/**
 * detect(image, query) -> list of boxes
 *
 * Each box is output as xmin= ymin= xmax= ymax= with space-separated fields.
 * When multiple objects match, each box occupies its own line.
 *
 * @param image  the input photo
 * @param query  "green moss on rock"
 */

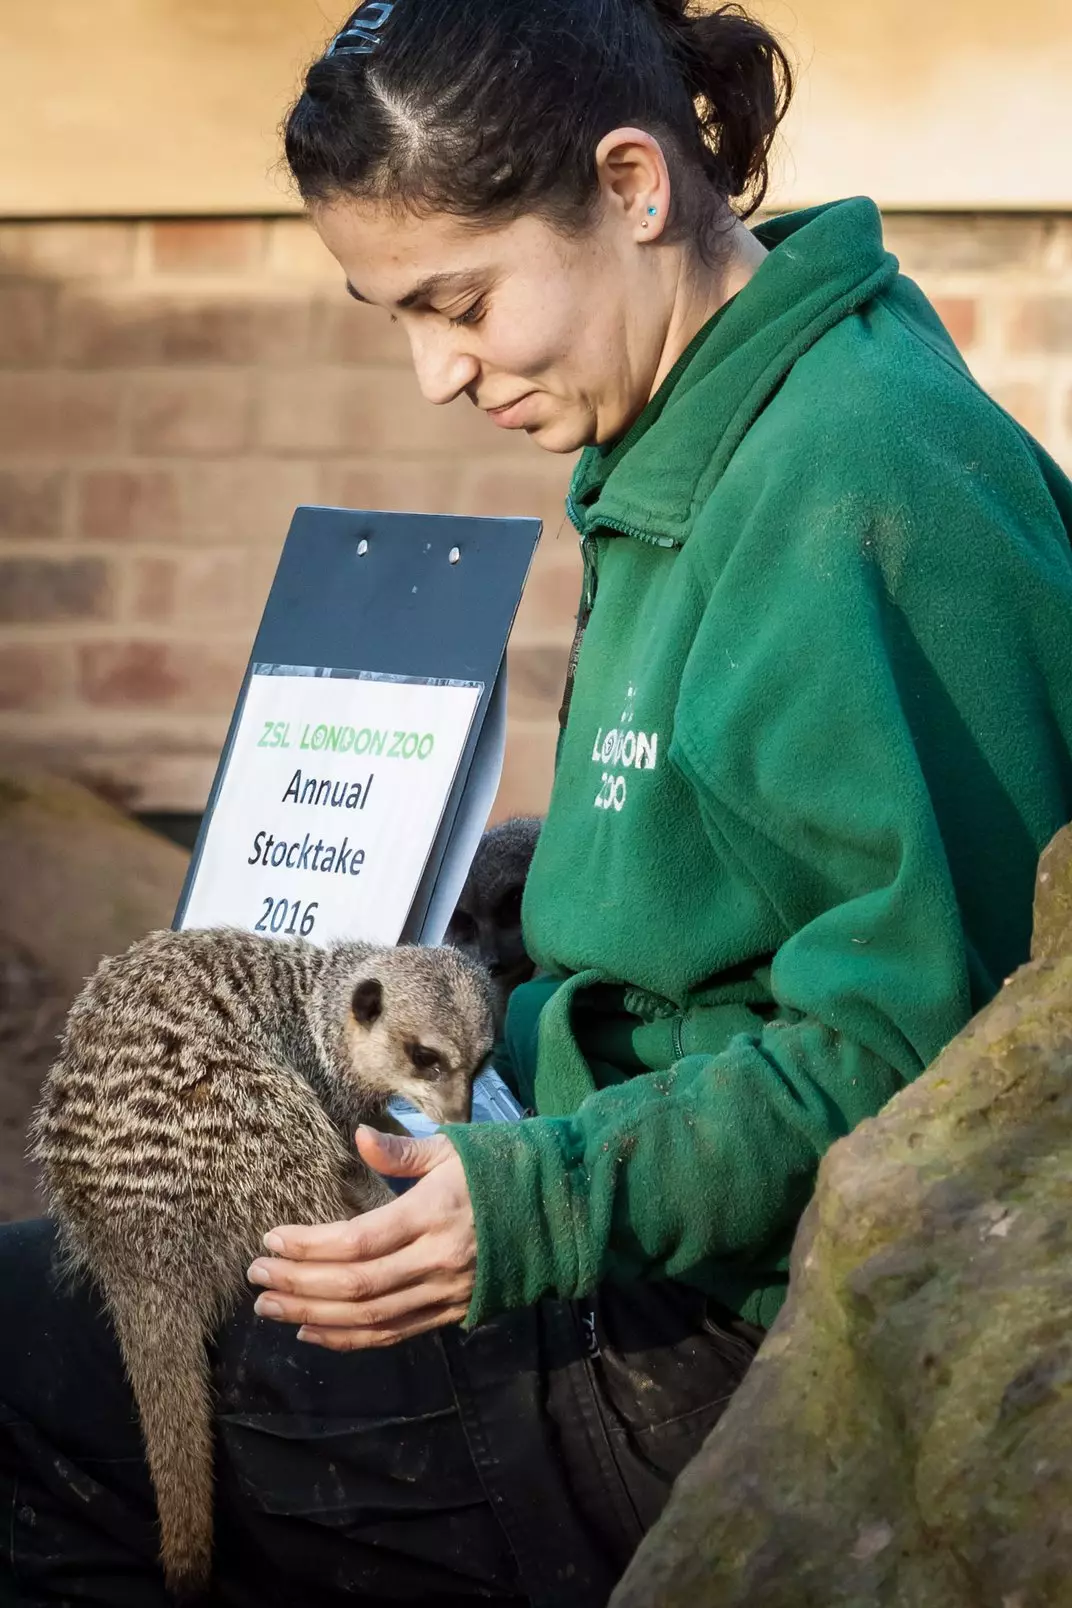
xmin=613 ymin=826 xmax=1072 ymax=1608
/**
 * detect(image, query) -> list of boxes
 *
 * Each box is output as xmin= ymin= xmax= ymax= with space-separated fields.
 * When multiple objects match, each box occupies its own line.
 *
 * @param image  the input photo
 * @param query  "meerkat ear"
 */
xmin=351 ymin=978 xmax=383 ymax=1027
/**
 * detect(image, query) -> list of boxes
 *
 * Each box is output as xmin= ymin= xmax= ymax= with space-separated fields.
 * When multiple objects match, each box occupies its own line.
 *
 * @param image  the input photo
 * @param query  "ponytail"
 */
xmin=652 ymin=2 xmax=792 ymax=213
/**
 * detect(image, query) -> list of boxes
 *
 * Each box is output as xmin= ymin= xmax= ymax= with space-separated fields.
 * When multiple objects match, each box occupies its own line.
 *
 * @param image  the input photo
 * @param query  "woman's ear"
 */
xmin=593 ymin=126 xmax=671 ymax=241
xmin=351 ymin=977 xmax=384 ymax=1026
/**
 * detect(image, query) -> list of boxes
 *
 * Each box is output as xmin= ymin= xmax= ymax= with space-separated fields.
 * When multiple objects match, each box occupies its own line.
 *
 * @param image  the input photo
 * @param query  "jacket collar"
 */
xmin=567 ymin=198 xmax=900 ymax=545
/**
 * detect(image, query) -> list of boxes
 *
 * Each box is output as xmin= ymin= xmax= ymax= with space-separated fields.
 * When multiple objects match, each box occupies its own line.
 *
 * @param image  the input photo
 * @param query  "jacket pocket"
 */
xmin=701 ymin=1297 xmax=766 ymax=1375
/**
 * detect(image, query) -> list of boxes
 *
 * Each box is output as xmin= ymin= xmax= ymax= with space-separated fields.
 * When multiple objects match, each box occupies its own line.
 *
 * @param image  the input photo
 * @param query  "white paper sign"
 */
xmin=180 ymin=667 xmax=481 ymax=947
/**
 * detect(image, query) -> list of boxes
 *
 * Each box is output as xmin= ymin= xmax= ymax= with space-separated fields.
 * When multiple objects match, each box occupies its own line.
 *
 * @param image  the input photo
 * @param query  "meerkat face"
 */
xmin=332 ymin=946 xmax=495 ymax=1125
xmin=447 ymin=884 xmax=530 ymax=986
xmin=446 ymin=818 xmax=541 ymax=1032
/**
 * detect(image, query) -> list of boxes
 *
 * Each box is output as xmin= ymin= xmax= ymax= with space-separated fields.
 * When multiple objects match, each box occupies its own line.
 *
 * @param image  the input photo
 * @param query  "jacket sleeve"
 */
xmin=446 ymin=461 xmax=1019 ymax=1327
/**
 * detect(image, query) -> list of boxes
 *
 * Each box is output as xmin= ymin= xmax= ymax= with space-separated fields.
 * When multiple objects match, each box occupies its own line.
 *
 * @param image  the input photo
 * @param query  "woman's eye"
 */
xmin=449 ymin=298 xmax=486 ymax=329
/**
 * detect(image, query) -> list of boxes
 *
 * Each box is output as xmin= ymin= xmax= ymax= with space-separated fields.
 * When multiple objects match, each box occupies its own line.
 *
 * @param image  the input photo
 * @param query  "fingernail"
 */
xmin=255 ymin=1297 xmax=284 ymax=1319
xmin=263 ymin=1232 xmax=285 ymax=1254
xmin=247 ymin=1263 xmax=270 ymax=1286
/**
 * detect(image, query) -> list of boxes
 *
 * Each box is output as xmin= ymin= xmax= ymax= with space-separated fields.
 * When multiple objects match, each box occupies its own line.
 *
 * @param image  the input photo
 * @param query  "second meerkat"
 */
xmin=31 ymin=927 xmax=494 ymax=1601
xmin=447 ymin=816 xmax=542 ymax=1031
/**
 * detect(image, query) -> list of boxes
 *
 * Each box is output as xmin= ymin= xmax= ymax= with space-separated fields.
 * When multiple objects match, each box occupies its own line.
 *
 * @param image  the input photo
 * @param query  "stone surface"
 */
xmin=613 ymin=823 xmax=1072 ymax=1608
xmin=1032 ymin=822 xmax=1072 ymax=961
xmin=0 ymin=768 xmax=188 ymax=1218
xmin=0 ymin=939 xmax=67 ymax=1220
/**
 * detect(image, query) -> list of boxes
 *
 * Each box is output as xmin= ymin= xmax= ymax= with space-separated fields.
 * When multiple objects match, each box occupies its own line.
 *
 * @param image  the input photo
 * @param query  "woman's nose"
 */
xmin=407 ymin=325 xmax=480 ymax=406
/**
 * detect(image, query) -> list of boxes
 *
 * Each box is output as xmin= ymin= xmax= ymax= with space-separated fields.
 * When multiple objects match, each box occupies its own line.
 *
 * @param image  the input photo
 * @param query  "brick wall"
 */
xmin=0 ymin=212 xmax=1070 ymax=823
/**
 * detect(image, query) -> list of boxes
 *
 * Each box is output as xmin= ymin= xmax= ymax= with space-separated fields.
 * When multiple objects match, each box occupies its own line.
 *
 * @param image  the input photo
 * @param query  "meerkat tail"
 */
xmin=106 ymin=1277 xmax=216 ymax=1598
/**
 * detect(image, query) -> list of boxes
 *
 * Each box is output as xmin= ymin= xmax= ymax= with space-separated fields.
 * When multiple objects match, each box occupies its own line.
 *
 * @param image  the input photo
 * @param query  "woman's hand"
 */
xmin=246 ymin=1127 xmax=476 ymax=1350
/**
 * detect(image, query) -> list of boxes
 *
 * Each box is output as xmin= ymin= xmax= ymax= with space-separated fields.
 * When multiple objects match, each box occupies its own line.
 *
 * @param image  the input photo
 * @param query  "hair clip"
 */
xmin=327 ymin=1 xmax=395 ymax=56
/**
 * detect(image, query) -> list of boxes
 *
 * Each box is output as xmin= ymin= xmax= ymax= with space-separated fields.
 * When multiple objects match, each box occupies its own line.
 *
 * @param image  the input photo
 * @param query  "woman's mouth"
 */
xmin=484 ymin=393 xmax=536 ymax=429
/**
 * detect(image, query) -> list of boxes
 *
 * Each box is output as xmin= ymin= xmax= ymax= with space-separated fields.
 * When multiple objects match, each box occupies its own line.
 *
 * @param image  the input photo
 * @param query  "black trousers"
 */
xmin=0 ymin=1220 xmax=763 ymax=1608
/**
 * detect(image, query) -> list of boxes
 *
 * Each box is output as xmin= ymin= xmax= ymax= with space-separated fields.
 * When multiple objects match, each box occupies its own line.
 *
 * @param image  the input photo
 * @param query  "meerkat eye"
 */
xmin=495 ymin=887 xmax=523 ymax=926
xmin=406 ymin=1042 xmax=442 ymax=1078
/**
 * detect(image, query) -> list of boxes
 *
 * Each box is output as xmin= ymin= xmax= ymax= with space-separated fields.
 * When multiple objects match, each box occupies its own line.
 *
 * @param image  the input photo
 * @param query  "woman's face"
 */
xmin=313 ymin=196 xmax=673 ymax=453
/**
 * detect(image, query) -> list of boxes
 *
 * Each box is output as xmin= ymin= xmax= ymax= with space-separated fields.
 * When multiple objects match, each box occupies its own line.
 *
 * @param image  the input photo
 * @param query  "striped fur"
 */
xmin=30 ymin=927 xmax=494 ymax=1599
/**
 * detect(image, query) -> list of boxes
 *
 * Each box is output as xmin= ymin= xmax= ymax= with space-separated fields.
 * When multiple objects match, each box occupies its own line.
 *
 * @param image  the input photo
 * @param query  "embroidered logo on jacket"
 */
xmin=590 ymin=684 xmax=659 ymax=812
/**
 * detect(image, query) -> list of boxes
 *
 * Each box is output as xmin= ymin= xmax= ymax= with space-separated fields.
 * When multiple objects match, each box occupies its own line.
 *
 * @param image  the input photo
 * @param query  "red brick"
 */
xmin=0 ymin=222 xmax=136 ymax=280
xmin=129 ymin=558 xmax=173 ymax=621
xmin=265 ymin=219 xmax=341 ymax=284
xmin=57 ymin=290 xmax=159 ymax=368
xmin=129 ymin=552 xmax=277 ymax=627
xmin=490 ymin=721 xmax=558 ymax=821
xmin=130 ymin=373 xmax=252 ymax=455
xmin=512 ymin=547 xmax=584 ymax=639
xmin=0 ymin=643 xmax=72 ymax=710
xmin=156 ymin=297 xmax=312 ymax=366
xmin=931 ymin=296 xmax=978 ymax=353
xmin=1009 ymin=297 xmax=1072 ymax=354
xmin=311 ymin=299 xmax=411 ymax=365
xmin=62 ymin=292 xmax=312 ymax=367
xmin=0 ymin=469 xmax=66 ymax=537
xmin=0 ymin=373 xmax=124 ymax=455
xmin=255 ymin=369 xmax=358 ymax=454
xmin=506 ymin=644 xmax=570 ymax=722
xmin=169 ymin=460 xmax=318 ymax=544
xmin=989 ymin=382 xmax=1048 ymax=440
xmin=0 ymin=557 xmax=114 ymax=623
xmin=882 ymin=215 xmax=1049 ymax=274
xmin=461 ymin=463 xmax=575 ymax=533
xmin=343 ymin=369 xmax=525 ymax=456
xmin=79 ymin=641 xmax=248 ymax=711
xmin=318 ymin=458 xmax=466 ymax=514
xmin=0 ymin=281 xmax=57 ymax=365
xmin=150 ymin=221 xmax=266 ymax=274
xmin=76 ymin=469 xmax=181 ymax=542
xmin=259 ymin=367 xmax=530 ymax=458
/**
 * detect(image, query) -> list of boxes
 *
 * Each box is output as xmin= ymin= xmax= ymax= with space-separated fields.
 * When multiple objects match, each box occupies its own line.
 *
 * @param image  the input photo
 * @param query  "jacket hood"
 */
xmin=567 ymin=197 xmax=900 ymax=545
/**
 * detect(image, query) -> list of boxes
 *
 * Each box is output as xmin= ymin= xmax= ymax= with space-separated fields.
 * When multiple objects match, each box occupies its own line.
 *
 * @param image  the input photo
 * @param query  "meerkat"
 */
xmin=446 ymin=816 xmax=542 ymax=1032
xmin=30 ymin=926 xmax=494 ymax=1601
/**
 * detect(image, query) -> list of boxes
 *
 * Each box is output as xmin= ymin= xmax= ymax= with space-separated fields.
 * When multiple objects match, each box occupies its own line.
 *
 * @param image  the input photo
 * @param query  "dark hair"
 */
xmin=284 ymin=0 xmax=793 ymax=246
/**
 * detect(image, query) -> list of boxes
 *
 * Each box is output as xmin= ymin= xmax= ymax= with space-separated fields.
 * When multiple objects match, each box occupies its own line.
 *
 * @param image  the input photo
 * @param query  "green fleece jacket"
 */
xmin=447 ymin=197 xmax=1072 ymax=1331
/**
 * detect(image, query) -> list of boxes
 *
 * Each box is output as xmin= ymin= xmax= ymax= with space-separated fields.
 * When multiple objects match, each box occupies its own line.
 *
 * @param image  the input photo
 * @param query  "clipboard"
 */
xmin=174 ymin=505 xmax=541 ymax=948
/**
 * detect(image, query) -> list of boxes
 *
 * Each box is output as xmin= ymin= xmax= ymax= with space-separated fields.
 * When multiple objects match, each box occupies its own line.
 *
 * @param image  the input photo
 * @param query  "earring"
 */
xmin=641 ymin=204 xmax=657 ymax=231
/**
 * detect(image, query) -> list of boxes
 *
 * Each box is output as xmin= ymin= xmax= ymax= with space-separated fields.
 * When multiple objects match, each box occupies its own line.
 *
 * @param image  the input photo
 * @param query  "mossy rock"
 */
xmin=1032 ymin=821 xmax=1072 ymax=961
xmin=0 ymin=769 xmax=189 ymax=1219
xmin=0 ymin=767 xmax=188 ymax=996
xmin=613 ymin=824 xmax=1072 ymax=1608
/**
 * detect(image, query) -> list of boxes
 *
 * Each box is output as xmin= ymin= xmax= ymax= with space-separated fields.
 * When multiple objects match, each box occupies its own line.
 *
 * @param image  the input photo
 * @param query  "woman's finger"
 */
xmin=249 ymin=1245 xmax=418 ymax=1302
xmin=249 ymin=1236 xmax=466 ymax=1308
xmin=296 ymin=1300 xmax=473 ymax=1351
xmin=263 ymin=1191 xmax=418 ymax=1262
xmin=354 ymin=1127 xmax=454 ymax=1178
xmin=254 ymin=1272 xmax=470 ymax=1332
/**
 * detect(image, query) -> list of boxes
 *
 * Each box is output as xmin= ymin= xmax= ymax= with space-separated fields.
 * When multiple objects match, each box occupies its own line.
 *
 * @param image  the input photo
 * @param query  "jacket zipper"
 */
xmin=559 ymin=494 xmax=682 ymax=733
xmin=567 ymin=492 xmax=682 ymax=557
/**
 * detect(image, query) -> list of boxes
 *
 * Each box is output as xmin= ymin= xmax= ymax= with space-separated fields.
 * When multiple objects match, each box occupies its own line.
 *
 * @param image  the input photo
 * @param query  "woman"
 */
xmin=4 ymin=0 xmax=1072 ymax=1603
